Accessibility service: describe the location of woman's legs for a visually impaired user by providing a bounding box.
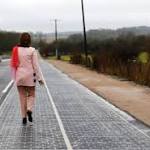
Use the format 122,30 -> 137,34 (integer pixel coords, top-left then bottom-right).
26,86 -> 35,112
26,86 -> 35,123
17,86 -> 27,118
17,86 -> 35,124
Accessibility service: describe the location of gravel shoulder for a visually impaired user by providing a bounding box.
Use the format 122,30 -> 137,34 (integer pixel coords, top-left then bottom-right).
49,59 -> 150,126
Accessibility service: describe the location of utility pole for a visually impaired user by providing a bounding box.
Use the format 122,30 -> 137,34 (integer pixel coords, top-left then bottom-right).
50,19 -> 60,59
81,0 -> 88,64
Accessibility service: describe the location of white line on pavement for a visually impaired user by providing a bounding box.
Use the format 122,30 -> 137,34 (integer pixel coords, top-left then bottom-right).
41,69 -> 73,150
2,80 -> 14,94
0,83 -> 13,114
2,59 -> 10,62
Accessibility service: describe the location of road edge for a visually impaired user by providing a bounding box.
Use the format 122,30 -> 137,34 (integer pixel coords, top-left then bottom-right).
0,80 -> 14,104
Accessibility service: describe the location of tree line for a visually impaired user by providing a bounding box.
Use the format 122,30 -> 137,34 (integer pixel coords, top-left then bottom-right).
1,29 -> 150,85
39,32 -> 150,86
0,31 -> 20,54
0,31 -> 42,55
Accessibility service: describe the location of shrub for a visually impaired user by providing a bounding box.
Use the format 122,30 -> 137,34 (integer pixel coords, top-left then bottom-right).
70,54 -> 82,64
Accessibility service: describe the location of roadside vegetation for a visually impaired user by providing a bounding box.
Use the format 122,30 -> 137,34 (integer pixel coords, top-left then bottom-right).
2,28 -> 150,86
42,32 -> 150,86
0,31 -> 41,56
0,31 -> 20,55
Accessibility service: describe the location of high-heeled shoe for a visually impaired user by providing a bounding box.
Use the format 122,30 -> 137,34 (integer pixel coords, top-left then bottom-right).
27,110 -> 32,122
22,117 -> 27,125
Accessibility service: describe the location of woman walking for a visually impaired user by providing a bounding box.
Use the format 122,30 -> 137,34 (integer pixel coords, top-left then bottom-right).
10,32 -> 44,125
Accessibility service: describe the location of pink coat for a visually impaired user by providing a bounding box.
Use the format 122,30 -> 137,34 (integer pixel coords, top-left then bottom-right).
15,47 -> 43,86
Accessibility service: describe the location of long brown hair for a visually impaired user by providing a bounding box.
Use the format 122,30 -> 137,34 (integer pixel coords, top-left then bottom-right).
19,32 -> 31,47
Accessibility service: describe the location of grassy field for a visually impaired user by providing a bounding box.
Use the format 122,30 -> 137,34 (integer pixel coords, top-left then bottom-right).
60,55 -> 71,61
49,55 -> 71,62
48,56 -> 57,60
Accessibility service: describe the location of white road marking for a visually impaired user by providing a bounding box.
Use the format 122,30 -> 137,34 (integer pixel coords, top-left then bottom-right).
41,68 -> 73,150
2,80 -> 14,94
0,84 -> 13,114
2,59 -> 10,62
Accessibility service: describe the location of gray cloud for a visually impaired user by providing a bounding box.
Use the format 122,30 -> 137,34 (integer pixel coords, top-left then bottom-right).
0,0 -> 150,32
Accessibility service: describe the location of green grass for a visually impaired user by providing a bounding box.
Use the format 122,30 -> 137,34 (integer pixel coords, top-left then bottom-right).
48,56 -> 57,60
48,55 -> 71,62
0,51 -> 11,56
61,55 -> 71,62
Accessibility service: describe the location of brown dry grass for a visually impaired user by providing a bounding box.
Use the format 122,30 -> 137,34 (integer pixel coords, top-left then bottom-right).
49,59 -> 150,126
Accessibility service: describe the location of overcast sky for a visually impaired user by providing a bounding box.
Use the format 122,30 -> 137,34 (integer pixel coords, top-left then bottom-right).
0,0 -> 150,33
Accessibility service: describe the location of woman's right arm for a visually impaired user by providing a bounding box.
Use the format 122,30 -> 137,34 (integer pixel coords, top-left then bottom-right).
32,49 -> 44,85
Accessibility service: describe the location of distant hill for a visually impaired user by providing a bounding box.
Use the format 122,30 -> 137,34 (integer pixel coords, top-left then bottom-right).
86,26 -> 150,41
117,26 -> 150,35
33,31 -> 81,43
33,26 -> 150,43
